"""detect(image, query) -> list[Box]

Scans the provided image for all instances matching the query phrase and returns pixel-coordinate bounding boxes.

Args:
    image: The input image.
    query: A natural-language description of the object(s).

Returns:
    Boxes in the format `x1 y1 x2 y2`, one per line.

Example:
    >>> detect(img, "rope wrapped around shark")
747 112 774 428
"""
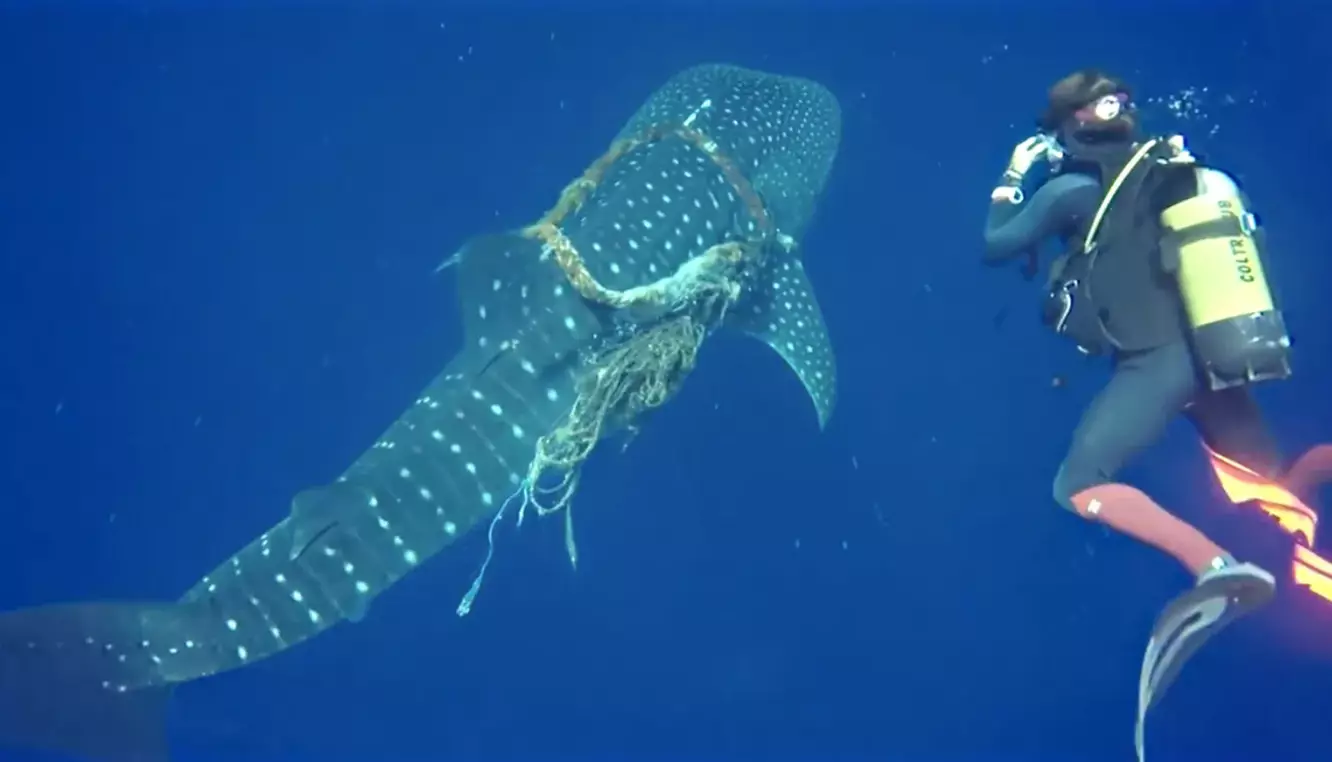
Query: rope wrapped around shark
456 121 782 616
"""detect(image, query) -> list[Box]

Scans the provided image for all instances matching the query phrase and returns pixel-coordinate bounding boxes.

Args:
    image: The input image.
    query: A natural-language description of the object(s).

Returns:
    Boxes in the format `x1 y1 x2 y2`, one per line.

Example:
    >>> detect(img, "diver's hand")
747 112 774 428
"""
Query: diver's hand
1004 135 1052 183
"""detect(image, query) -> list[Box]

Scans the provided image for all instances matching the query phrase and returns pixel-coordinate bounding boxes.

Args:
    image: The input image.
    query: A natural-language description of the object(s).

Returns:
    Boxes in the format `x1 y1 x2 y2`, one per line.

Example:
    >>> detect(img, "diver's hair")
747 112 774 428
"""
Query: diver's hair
1038 68 1132 131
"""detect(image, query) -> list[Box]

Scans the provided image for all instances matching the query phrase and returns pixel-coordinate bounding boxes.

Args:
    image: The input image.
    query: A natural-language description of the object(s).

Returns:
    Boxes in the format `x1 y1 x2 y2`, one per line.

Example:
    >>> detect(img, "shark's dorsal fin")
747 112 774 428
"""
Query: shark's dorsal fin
449 232 602 379
727 254 836 428
453 233 545 369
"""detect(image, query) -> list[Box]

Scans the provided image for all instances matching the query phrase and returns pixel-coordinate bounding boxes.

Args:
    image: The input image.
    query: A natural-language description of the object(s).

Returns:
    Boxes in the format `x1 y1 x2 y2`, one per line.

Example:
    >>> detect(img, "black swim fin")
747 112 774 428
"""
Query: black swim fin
1134 562 1275 762
0 602 179 762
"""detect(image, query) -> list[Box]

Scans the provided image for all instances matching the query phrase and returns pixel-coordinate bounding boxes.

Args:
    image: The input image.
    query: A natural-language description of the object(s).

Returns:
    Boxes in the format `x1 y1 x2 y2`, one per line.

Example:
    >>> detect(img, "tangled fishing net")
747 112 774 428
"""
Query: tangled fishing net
455 115 769 617
455 241 752 616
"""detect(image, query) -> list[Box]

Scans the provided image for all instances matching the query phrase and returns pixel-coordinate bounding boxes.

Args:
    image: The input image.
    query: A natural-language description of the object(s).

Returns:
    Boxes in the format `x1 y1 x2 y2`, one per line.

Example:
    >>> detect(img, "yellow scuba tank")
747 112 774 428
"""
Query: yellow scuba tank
1160 165 1291 390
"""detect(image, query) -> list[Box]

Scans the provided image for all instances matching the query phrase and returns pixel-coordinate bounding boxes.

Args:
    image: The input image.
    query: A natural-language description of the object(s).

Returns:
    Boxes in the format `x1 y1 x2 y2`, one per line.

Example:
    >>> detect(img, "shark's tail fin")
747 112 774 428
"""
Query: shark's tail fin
0 602 177 762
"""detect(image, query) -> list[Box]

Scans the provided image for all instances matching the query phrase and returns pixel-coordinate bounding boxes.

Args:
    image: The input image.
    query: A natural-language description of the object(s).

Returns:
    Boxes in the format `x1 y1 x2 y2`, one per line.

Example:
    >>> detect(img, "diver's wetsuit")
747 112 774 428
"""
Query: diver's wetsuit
981 168 1285 513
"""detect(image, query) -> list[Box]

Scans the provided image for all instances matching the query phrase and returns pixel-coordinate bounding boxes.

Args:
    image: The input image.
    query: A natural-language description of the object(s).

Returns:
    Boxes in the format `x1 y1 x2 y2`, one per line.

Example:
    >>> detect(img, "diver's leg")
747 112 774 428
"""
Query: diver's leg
1054 341 1230 575
1188 385 1332 504
1189 387 1322 545
1061 350 1279 760
1188 384 1332 610
1099 364 1278 759
1188 386 1284 479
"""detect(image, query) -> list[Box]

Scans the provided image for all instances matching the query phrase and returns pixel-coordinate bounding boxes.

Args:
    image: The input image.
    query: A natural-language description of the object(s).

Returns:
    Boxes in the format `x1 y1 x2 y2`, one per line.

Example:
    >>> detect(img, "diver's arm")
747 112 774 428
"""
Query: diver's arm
982 173 1100 264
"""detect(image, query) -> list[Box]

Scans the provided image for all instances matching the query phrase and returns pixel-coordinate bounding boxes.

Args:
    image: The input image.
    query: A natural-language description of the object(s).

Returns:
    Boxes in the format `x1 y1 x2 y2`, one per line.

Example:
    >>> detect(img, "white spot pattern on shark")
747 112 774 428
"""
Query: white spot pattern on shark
0 63 842 762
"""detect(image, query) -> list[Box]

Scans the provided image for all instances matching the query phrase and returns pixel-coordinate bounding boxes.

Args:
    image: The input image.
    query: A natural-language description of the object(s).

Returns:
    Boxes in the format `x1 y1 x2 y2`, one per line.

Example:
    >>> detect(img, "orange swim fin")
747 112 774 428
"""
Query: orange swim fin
1205 445 1318 543
1293 544 1332 603
1204 443 1332 603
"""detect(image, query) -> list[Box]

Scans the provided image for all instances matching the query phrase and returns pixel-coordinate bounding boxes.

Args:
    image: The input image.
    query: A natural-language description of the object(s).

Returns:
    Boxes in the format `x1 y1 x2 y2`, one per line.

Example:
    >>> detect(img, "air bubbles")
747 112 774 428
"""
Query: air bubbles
1141 86 1264 138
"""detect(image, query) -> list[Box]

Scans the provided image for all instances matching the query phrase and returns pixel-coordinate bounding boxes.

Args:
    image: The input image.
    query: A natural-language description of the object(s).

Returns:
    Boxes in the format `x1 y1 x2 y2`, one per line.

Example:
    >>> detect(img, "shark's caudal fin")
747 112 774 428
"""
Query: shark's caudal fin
727 253 836 427
0 603 178 762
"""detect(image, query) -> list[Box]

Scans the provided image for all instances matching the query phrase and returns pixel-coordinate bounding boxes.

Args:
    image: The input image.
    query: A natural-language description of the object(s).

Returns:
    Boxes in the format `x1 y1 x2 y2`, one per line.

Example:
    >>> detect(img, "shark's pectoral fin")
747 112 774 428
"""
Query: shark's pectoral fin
726 255 836 428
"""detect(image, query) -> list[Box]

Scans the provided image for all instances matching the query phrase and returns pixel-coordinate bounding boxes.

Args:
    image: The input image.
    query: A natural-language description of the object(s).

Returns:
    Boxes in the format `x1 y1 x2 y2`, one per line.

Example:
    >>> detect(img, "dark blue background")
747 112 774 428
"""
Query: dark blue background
2 3 1330 761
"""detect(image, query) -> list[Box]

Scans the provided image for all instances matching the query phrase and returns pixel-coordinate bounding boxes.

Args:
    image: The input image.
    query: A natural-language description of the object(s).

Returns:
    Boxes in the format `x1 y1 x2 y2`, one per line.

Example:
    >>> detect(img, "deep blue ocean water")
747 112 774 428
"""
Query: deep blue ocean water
1 3 1330 761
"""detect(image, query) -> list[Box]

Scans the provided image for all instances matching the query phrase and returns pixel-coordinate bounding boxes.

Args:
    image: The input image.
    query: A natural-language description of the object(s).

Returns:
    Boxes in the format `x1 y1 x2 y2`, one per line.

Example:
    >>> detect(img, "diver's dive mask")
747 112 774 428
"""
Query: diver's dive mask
1061 90 1137 146
1074 92 1131 124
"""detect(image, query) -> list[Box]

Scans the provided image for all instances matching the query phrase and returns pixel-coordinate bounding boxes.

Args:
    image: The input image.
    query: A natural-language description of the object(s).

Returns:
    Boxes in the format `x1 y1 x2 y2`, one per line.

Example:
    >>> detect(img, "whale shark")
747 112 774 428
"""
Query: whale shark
0 62 841 761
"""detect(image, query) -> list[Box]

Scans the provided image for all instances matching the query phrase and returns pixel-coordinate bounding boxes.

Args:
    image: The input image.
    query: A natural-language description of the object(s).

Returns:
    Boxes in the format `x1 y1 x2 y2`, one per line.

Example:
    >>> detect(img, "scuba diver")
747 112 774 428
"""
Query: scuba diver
981 68 1332 759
